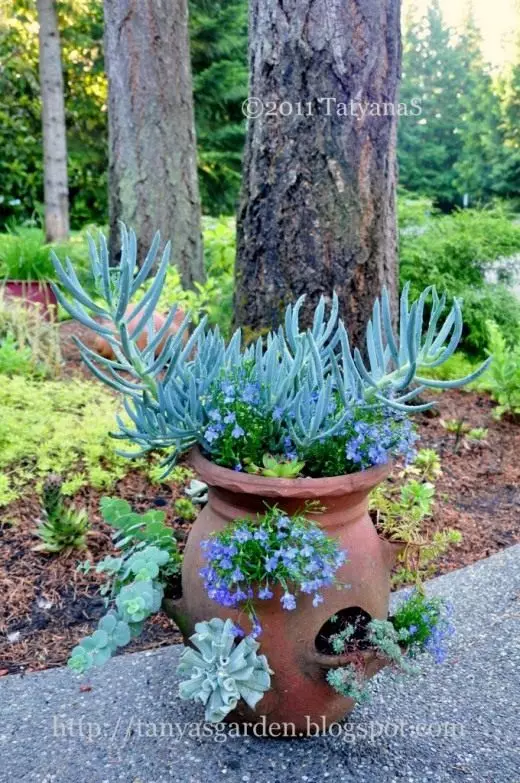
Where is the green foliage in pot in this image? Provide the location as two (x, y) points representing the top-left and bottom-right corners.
(327, 591), (454, 702)
(52, 225), (489, 480)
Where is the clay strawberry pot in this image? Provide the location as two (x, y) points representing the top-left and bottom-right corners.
(164, 448), (402, 733)
(3, 280), (57, 319)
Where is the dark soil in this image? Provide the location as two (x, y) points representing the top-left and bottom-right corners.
(0, 322), (518, 675)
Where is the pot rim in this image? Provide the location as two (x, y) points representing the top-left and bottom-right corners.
(188, 447), (391, 499)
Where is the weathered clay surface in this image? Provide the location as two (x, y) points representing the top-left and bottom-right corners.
(165, 449), (397, 732)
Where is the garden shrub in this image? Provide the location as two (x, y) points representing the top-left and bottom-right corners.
(397, 191), (436, 230)
(483, 321), (520, 419)
(0, 290), (62, 376)
(400, 207), (520, 354)
(0, 376), (136, 505)
(150, 216), (235, 336)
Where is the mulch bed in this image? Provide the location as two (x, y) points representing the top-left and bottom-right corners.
(1, 322), (519, 675)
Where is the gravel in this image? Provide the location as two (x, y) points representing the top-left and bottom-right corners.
(1, 544), (519, 783)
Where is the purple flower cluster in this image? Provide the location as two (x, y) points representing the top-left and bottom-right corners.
(344, 413), (418, 469)
(424, 602), (455, 664)
(199, 509), (348, 636)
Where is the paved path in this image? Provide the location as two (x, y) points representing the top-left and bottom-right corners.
(1, 545), (519, 783)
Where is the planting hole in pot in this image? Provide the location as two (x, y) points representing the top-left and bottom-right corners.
(164, 573), (183, 601)
(315, 607), (373, 655)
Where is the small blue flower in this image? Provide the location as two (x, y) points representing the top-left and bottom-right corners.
(234, 528), (252, 543)
(204, 425), (222, 444)
(221, 381), (235, 402)
(232, 424), (245, 439)
(233, 463), (243, 472)
(208, 409), (222, 422)
(312, 593), (324, 607)
(281, 592), (297, 611)
(258, 585), (273, 600)
(241, 382), (260, 404)
(273, 406), (283, 421)
(251, 619), (263, 638)
(254, 528), (269, 543)
(224, 411), (236, 424)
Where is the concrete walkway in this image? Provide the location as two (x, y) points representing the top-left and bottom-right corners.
(1, 545), (519, 783)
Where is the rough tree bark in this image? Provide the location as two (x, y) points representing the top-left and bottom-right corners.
(235, 0), (401, 345)
(104, 0), (203, 285)
(37, 0), (69, 242)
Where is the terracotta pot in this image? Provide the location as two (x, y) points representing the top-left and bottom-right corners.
(92, 305), (186, 359)
(165, 448), (400, 734)
(3, 280), (57, 320)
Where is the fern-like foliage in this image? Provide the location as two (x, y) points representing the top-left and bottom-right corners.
(52, 226), (491, 474)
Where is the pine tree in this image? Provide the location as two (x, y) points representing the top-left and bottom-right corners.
(494, 2), (520, 200)
(189, 0), (248, 216)
(453, 4), (504, 205)
(399, 0), (467, 209)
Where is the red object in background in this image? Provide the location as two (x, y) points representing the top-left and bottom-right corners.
(3, 280), (58, 320)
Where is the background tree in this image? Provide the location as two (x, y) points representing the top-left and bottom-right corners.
(0, 0), (106, 230)
(37, 0), (69, 240)
(454, 6), (504, 205)
(190, 0), (248, 216)
(104, 0), (203, 283)
(235, 0), (402, 343)
(494, 3), (520, 201)
(399, 0), (466, 209)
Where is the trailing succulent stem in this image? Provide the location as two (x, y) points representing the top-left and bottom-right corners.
(68, 499), (181, 674)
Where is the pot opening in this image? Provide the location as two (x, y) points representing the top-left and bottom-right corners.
(315, 606), (373, 655)
(164, 572), (183, 602)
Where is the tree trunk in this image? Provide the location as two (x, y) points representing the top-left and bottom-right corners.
(37, 0), (69, 242)
(235, 0), (401, 346)
(104, 0), (204, 285)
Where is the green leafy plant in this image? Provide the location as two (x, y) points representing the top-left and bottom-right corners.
(200, 505), (347, 635)
(400, 207), (520, 355)
(0, 227), (57, 280)
(0, 290), (61, 377)
(174, 497), (198, 521)
(408, 448), (442, 480)
(441, 418), (488, 450)
(99, 497), (181, 574)
(0, 376), (135, 506)
(326, 664), (371, 703)
(483, 321), (520, 419)
(34, 474), (90, 554)
(0, 334), (34, 376)
(327, 592), (454, 702)
(467, 427), (488, 442)
(68, 499), (181, 674)
(245, 453), (306, 478)
(52, 226), (489, 479)
(370, 450), (461, 585)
